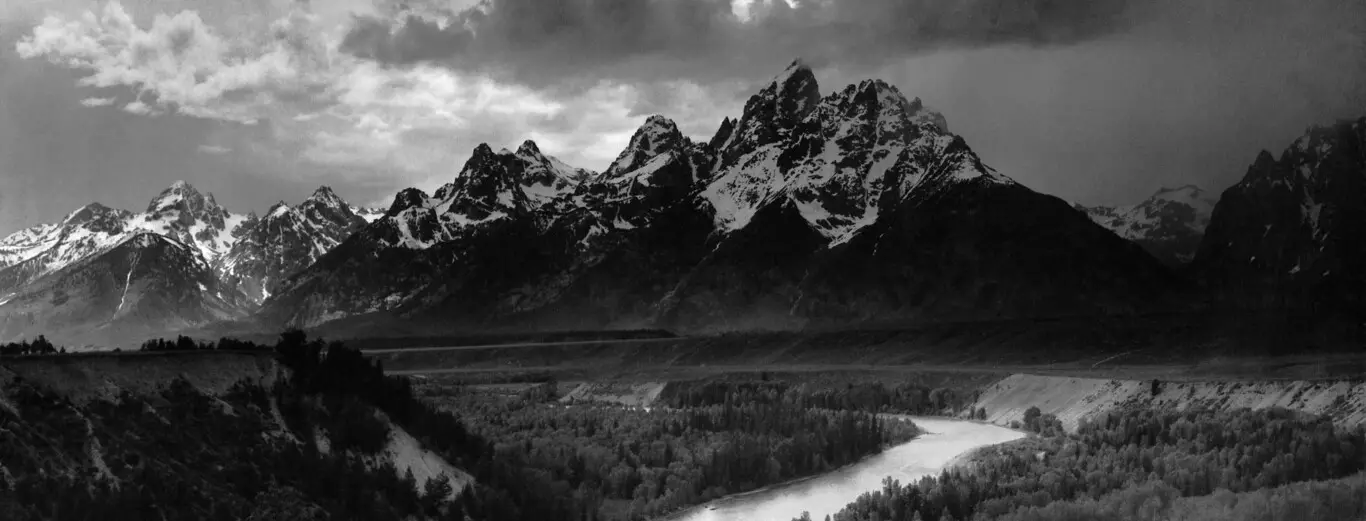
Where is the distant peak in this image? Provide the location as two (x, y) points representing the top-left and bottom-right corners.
(266, 201), (292, 218)
(604, 114), (688, 176)
(386, 187), (430, 217)
(312, 185), (337, 197)
(643, 114), (677, 128)
(772, 59), (818, 95)
(156, 180), (201, 197)
(631, 115), (682, 141)
(62, 202), (118, 225)
(1253, 149), (1277, 167)
(760, 59), (821, 123)
(472, 143), (495, 156)
(74, 201), (112, 213)
(516, 140), (541, 155)
(147, 179), (211, 213)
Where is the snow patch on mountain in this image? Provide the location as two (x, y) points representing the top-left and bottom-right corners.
(375, 142), (593, 250)
(1078, 185), (1218, 264)
(701, 67), (1011, 243)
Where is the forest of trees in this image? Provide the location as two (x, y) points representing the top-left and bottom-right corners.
(1, 331), (922, 521)
(139, 335), (274, 352)
(663, 378), (976, 416)
(0, 335), (59, 356)
(419, 382), (922, 520)
(802, 407), (1366, 521)
(0, 334), (275, 356)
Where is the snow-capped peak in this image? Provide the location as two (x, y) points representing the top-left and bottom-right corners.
(605, 115), (686, 177)
(1078, 185), (1218, 264)
(146, 180), (210, 214)
(446, 141), (592, 210)
(387, 188), (432, 217)
(769, 58), (821, 121)
(61, 203), (130, 228)
(267, 202), (294, 219)
(129, 181), (247, 263)
(516, 140), (541, 156)
(701, 60), (1011, 242)
(306, 186), (347, 209)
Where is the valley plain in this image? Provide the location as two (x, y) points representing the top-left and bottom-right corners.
(4, 320), (1366, 520)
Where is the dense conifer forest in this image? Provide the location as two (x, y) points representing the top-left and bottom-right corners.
(662, 378), (978, 417)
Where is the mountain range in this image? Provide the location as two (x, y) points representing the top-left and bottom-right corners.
(1, 61), (1362, 347)
(255, 60), (1179, 335)
(0, 182), (380, 345)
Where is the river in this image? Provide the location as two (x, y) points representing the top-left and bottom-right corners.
(665, 417), (1025, 521)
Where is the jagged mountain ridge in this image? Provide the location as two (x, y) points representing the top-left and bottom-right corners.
(217, 186), (375, 303)
(0, 183), (248, 296)
(1193, 116), (1366, 314)
(1077, 185), (1218, 265)
(260, 60), (1183, 334)
(0, 182), (380, 344)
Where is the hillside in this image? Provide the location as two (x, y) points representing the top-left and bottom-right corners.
(0, 346), (475, 520)
(970, 373), (1366, 432)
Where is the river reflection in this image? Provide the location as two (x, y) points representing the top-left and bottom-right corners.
(665, 417), (1024, 521)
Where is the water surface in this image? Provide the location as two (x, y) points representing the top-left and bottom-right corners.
(667, 417), (1024, 521)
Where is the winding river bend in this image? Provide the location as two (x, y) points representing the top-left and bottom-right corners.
(667, 418), (1025, 521)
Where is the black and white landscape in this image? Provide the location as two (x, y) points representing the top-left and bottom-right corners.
(1, 0), (1365, 520)
(4, 63), (1365, 346)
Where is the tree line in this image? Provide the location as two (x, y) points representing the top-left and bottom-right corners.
(0, 335), (59, 356)
(663, 378), (976, 416)
(800, 407), (1366, 521)
(139, 335), (274, 352)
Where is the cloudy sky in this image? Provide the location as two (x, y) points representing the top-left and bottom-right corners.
(0, 0), (1362, 236)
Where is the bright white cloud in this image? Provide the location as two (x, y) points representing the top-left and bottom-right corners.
(13, 0), (743, 194)
(122, 100), (162, 116)
(79, 96), (115, 107)
(16, 1), (334, 124)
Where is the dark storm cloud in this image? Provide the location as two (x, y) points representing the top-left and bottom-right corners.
(863, 0), (1366, 207)
(338, 0), (1134, 88)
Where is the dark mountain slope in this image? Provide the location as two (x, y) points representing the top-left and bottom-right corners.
(1193, 117), (1366, 316)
